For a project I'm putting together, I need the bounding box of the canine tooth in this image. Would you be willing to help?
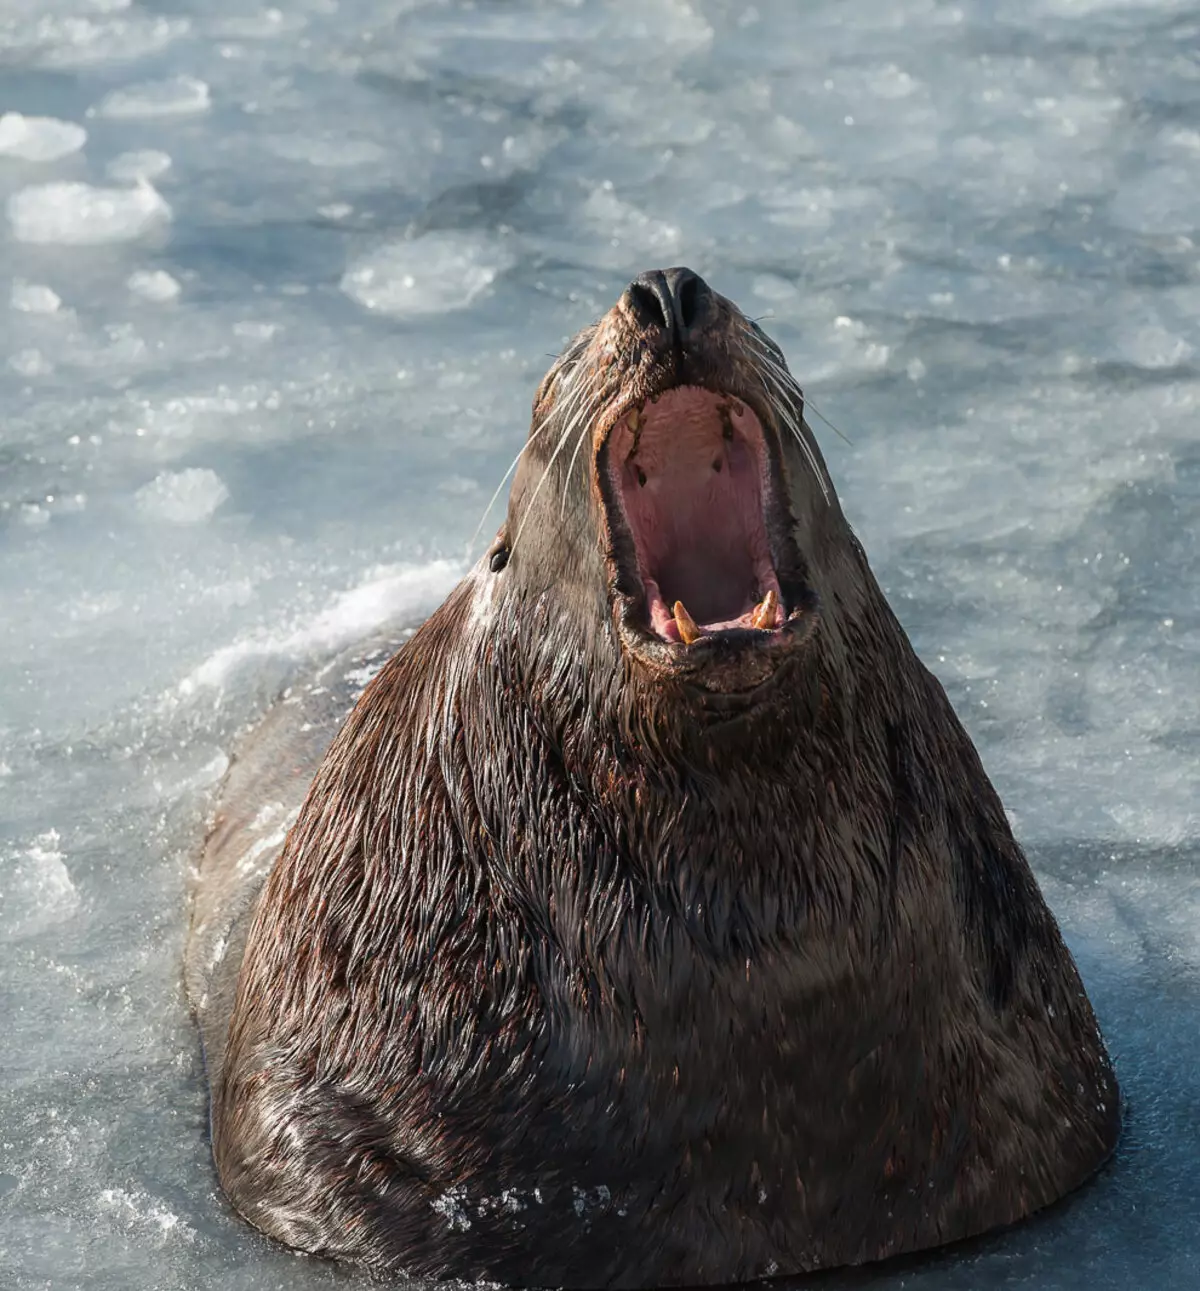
[628,408,641,432]
[673,600,702,645]
[751,589,779,630]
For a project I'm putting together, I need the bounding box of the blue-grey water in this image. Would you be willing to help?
[1,1,1198,1288]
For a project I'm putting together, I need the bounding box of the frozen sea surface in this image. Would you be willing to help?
[1,0,1198,1287]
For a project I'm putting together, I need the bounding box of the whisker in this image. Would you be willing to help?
[510,377,601,559]
[469,417,556,555]
[741,324,855,448]
[469,357,605,557]
[559,421,593,519]
[549,372,600,520]
[554,366,609,516]
[801,395,853,446]
[743,332,831,504]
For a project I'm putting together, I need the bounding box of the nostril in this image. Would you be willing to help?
[676,274,699,330]
[626,281,671,331]
[624,268,711,341]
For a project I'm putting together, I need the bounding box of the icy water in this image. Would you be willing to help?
[1,0,1198,1287]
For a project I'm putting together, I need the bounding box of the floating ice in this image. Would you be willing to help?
[266,135,385,168]
[0,1,1197,1288]
[135,469,229,525]
[11,282,62,314]
[1112,323,1194,370]
[127,269,181,302]
[7,180,170,245]
[106,149,172,182]
[580,185,682,266]
[211,8,296,40]
[177,561,462,696]
[1110,164,1200,234]
[95,76,211,120]
[9,349,53,377]
[0,112,86,162]
[97,1188,196,1245]
[6,13,191,71]
[341,233,516,317]
[232,320,279,341]
[2,831,79,939]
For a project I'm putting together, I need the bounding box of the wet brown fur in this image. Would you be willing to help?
[189,273,1120,1287]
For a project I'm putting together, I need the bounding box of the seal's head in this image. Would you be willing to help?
[487,268,841,716]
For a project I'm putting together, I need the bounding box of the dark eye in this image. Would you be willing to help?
[489,547,509,573]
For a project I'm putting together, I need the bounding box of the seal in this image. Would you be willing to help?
[187,268,1120,1287]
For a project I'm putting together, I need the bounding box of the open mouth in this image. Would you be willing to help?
[605,387,788,646]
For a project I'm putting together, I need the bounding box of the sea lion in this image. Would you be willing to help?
[186,267,1120,1287]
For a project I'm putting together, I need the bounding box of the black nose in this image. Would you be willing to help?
[623,267,711,343]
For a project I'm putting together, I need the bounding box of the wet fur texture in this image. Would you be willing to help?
[189,274,1120,1287]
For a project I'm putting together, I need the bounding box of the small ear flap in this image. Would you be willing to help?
[488,536,510,573]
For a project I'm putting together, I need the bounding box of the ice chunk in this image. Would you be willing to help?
[97,1188,196,1245]
[267,135,385,168]
[11,283,62,314]
[106,149,172,182]
[177,561,462,695]
[7,181,170,245]
[9,349,53,377]
[1113,324,1194,370]
[0,112,86,162]
[127,269,181,302]
[232,320,279,341]
[95,76,210,120]
[135,469,229,525]
[5,13,190,71]
[341,233,515,317]
[211,8,295,40]
[1111,164,1200,234]
[1,831,79,939]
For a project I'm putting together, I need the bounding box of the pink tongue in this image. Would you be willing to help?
[609,386,783,643]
